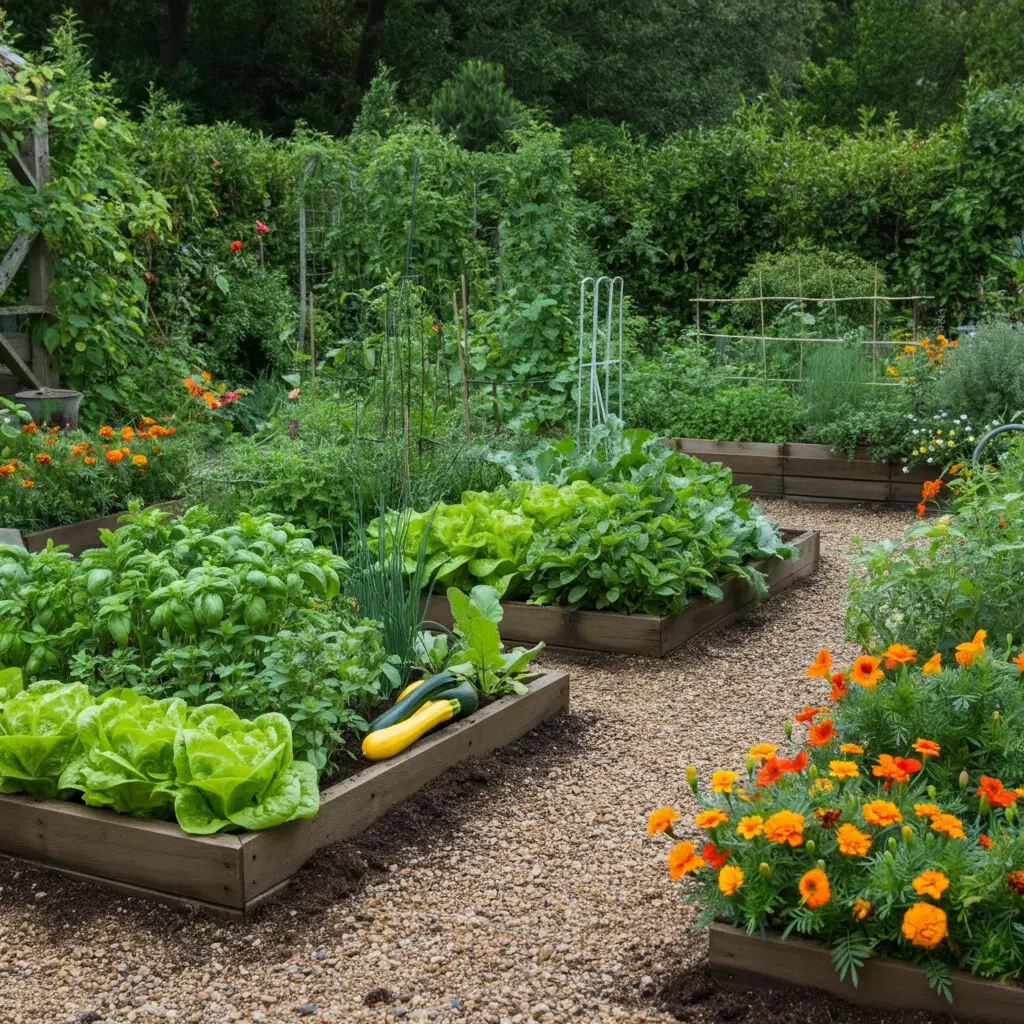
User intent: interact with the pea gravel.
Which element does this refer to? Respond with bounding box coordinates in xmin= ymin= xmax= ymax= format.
xmin=0 ymin=501 xmax=959 ymax=1024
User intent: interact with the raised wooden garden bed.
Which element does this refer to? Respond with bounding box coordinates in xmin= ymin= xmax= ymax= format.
xmin=0 ymin=669 xmax=570 ymax=919
xmin=709 ymin=921 xmax=1024 ymax=1023
xmin=423 ymin=529 xmax=819 ymax=657
xmin=3 ymin=500 xmax=181 ymax=555
xmin=665 ymin=438 xmax=930 ymax=505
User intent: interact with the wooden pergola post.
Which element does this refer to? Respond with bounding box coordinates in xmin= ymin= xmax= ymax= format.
xmin=0 ymin=46 xmax=59 ymax=391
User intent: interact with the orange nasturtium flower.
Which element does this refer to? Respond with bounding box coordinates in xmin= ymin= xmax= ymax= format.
xmin=862 ymin=800 xmax=903 ymax=827
xmin=799 ymin=868 xmax=831 ymax=909
xmin=852 ymin=898 xmax=872 ymax=922
xmin=717 ymin=865 xmax=744 ymax=896
xmin=901 ymin=902 xmax=948 ymax=948
xmin=748 ymin=743 xmax=776 ymax=762
xmin=977 ymin=775 xmax=1017 ymax=808
xmin=807 ymin=719 xmax=838 ymax=746
xmin=1013 ymin=652 xmax=1024 ymax=672
xmin=736 ymin=816 xmax=764 ymax=839
xmin=872 ymin=753 xmax=922 ymax=784
xmin=667 ymin=841 xmax=705 ymax=879
xmin=836 ymin=823 xmax=872 ymax=856
xmin=1007 ymin=871 xmax=1024 ymax=895
xmin=647 ymin=807 xmax=680 ymax=836
xmin=913 ymin=739 xmax=941 ymax=758
xmin=132 ymin=454 xmax=148 ymax=467
xmin=930 ymin=813 xmax=966 ymax=839
xmin=850 ymin=655 xmax=884 ymax=688
xmin=710 ymin=770 xmax=738 ymax=793
xmin=955 ymin=630 xmax=987 ymax=666
xmin=695 ymin=809 xmax=729 ymax=829
xmin=20 ymin=479 xmax=34 ymax=488
xmin=914 ymin=803 xmax=941 ymax=819
xmin=763 ymin=810 xmax=805 ymax=846
xmin=912 ymin=870 xmax=950 ymax=899
xmin=829 ymin=760 xmax=860 ymax=780
xmin=106 ymin=449 xmax=124 ymax=464
xmin=805 ymin=648 xmax=832 ymax=678
xmin=839 ymin=743 xmax=864 ymax=755
xmin=795 ymin=705 xmax=826 ymax=723
xmin=703 ymin=843 xmax=731 ymax=870
xmin=921 ymin=652 xmax=942 ymax=675
xmin=829 ymin=672 xmax=849 ymax=700
xmin=882 ymin=643 xmax=917 ymax=665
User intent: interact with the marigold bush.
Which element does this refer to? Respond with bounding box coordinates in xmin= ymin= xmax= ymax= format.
xmin=649 ymin=636 xmax=1024 ymax=992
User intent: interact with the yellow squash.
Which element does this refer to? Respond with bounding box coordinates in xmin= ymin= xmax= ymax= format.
xmin=361 ymin=698 xmax=458 ymax=761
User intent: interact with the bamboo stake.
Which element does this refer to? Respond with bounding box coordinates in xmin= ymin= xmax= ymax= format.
xmin=452 ymin=291 xmax=471 ymax=440
xmin=871 ymin=269 xmax=879 ymax=381
xmin=758 ymin=268 xmax=767 ymax=390
xmin=309 ymin=293 xmax=317 ymax=406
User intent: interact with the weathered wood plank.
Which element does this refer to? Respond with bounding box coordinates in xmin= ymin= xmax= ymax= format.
xmin=730 ymin=472 xmax=785 ymax=496
xmin=709 ymin=921 xmax=1024 ymax=1023
xmin=0 ymin=232 xmax=34 ymax=298
xmin=0 ymin=796 xmax=246 ymax=907
xmin=21 ymin=500 xmax=182 ymax=555
xmin=239 ymin=671 xmax=571 ymax=902
xmin=784 ymin=474 xmax=891 ymax=502
xmin=783 ymin=445 xmax=890 ymax=482
xmin=672 ymin=438 xmax=783 ymax=476
xmin=0 ymin=329 xmax=43 ymax=389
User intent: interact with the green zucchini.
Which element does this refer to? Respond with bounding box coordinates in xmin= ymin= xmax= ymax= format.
xmin=429 ymin=679 xmax=479 ymax=720
xmin=368 ymin=671 xmax=456 ymax=733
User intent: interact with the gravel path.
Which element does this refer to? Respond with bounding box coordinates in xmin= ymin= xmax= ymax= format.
xmin=0 ymin=501 xmax=951 ymax=1024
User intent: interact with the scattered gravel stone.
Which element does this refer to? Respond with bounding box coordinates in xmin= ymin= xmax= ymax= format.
xmin=0 ymin=502 xmax=951 ymax=1024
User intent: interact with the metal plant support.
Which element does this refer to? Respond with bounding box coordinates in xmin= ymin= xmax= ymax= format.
xmin=576 ymin=276 xmax=624 ymax=449
xmin=972 ymin=424 xmax=1024 ymax=468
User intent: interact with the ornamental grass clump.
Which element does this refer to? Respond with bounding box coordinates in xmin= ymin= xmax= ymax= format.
xmin=649 ymin=635 xmax=1024 ymax=995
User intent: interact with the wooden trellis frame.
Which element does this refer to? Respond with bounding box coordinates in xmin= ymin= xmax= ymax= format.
xmin=0 ymin=46 xmax=58 ymax=393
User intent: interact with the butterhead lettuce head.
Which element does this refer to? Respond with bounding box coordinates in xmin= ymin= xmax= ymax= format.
xmin=173 ymin=705 xmax=319 ymax=834
xmin=0 ymin=681 xmax=94 ymax=797
xmin=60 ymin=688 xmax=186 ymax=818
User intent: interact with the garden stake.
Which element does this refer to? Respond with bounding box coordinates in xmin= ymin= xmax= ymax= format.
xmin=452 ymin=291 xmax=471 ymax=439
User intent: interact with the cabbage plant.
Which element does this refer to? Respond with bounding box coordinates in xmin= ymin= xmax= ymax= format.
xmin=60 ymin=689 xmax=186 ymax=818
xmin=0 ymin=681 xmax=94 ymax=796
xmin=173 ymin=706 xmax=320 ymax=834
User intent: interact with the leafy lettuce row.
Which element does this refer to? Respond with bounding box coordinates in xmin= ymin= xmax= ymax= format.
xmin=0 ymin=672 xmax=318 ymax=834
xmin=373 ymin=429 xmax=791 ymax=615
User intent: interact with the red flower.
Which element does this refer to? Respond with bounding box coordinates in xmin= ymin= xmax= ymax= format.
xmin=702 ymin=842 xmax=731 ymax=870
xmin=778 ymin=751 xmax=809 ymax=774
xmin=755 ymin=758 xmax=784 ymax=787
xmin=255 ymin=220 xmax=270 ymax=235
xmin=795 ymin=705 xmax=826 ymax=723
xmin=978 ymin=775 xmax=1017 ymax=808
xmin=917 ymin=502 xmax=926 ymax=517
xmin=829 ymin=672 xmax=849 ymax=701
xmin=230 ymin=240 xmax=243 ymax=253
xmin=807 ymin=719 xmax=838 ymax=746
xmin=979 ymin=834 xmax=993 ymax=850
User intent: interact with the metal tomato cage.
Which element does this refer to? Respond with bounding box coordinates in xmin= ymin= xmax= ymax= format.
xmin=576 ymin=276 xmax=624 ymax=450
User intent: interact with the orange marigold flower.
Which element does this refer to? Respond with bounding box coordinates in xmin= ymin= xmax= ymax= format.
xmin=829 ymin=672 xmax=849 ymax=701
xmin=647 ymin=807 xmax=680 ymax=836
xmin=955 ymin=629 xmax=987 ymax=666
xmin=912 ymin=870 xmax=949 ymax=899
xmin=121 ymin=426 xmax=134 ymax=442
xmin=1007 ymin=871 xmax=1024 ymax=895
xmin=201 ymin=370 xmax=213 ymax=382
xmin=979 ymin=833 xmax=993 ymax=850
xmin=99 ymin=425 xmax=114 ymax=438
xmin=21 ymin=422 xmax=37 ymax=434
xmin=814 ymin=808 xmax=843 ymax=829
xmin=799 ymin=868 xmax=831 ymax=909
xmin=913 ymin=739 xmax=941 ymax=758
xmin=829 ymin=760 xmax=859 ymax=780
xmin=165 ymin=425 xmax=176 ymax=436
xmin=711 ymin=770 xmax=738 ymax=793
xmin=695 ymin=809 xmax=728 ymax=830
xmin=748 ymin=743 xmax=776 ymax=762
xmin=0 ymin=465 xmax=12 ymax=477
xmin=901 ymin=902 xmax=948 ymax=948
xmin=84 ymin=456 xmax=96 ymax=465
xmin=852 ymin=898 xmax=872 ymax=922
xmin=132 ymin=454 xmax=147 ymax=467
xmin=736 ymin=815 xmax=764 ymax=839
xmin=667 ymin=841 xmax=705 ymax=879
xmin=914 ymin=803 xmax=941 ymax=819
xmin=850 ymin=654 xmax=884 ymax=688
xmin=807 ymin=719 xmax=838 ymax=746
xmin=106 ymin=449 xmax=124 ymax=464
xmin=930 ymin=813 xmax=965 ymax=839
xmin=872 ymin=753 xmax=922 ymax=784
xmin=20 ymin=479 xmax=33 ymax=488
xmin=977 ymin=775 xmax=1017 ymax=808
xmin=33 ymin=453 xmax=51 ymax=465
xmin=702 ymin=842 xmax=731 ymax=870
xmin=882 ymin=643 xmax=917 ymax=665
xmin=1013 ymin=652 xmax=1024 ymax=672
xmin=840 ymin=743 xmax=864 ymax=755
xmin=142 ymin=416 xmax=156 ymax=426
xmin=718 ymin=864 xmax=744 ymax=896
xmin=805 ymin=648 xmax=832 ymax=678
xmin=836 ymin=822 xmax=872 ymax=856
xmin=795 ymin=705 xmax=826 ymax=723
xmin=763 ymin=810 xmax=805 ymax=847
xmin=862 ymin=800 xmax=902 ymax=827
xmin=922 ymin=652 xmax=942 ymax=675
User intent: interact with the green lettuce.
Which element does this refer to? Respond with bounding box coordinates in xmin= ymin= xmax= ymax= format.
xmin=60 ymin=689 xmax=186 ymax=818
xmin=172 ymin=705 xmax=320 ymax=834
xmin=0 ymin=681 xmax=95 ymax=797
xmin=0 ymin=667 xmax=23 ymax=702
